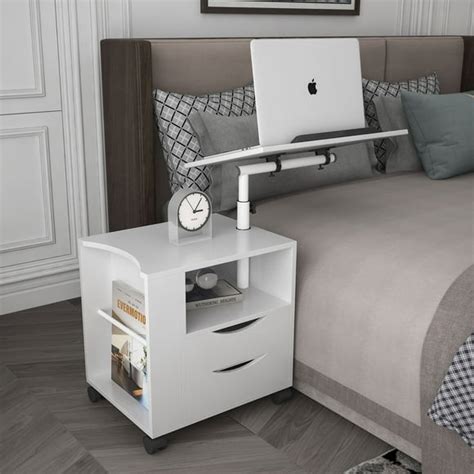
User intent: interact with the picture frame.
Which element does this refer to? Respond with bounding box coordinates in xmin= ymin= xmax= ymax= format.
xmin=201 ymin=0 xmax=360 ymax=16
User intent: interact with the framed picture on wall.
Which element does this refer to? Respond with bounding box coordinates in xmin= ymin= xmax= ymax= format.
xmin=201 ymin=0 xmax=360 ymax=16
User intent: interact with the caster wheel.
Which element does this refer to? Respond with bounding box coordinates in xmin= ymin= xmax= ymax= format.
xmin=143 ymin=435 xmax=168 ymax=455
xmin=87 ymin=386 xmax=104 ymax=403
xmin=271 ymin=388 xmax=294 ymax=405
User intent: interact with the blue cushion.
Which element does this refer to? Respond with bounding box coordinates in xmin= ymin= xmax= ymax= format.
xmin=401 ymin=91 xmax=474 ymax=179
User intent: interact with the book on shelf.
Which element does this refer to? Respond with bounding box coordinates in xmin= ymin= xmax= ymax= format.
xmin=186 ymin=279 xmax=243 ymax=311
xmin=111 ymin=280 xmax=148 ymax=409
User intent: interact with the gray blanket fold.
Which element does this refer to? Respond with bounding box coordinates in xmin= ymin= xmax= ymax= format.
xmin=251 ymin=172 xmax=474 ymax=427
xmin=421 ymin=265 xmax=474 ymax=473
xmin=249 ymin=172 xmax=474 ymax=472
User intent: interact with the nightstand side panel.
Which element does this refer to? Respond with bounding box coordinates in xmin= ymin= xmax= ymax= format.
xmin=146 ymin=272 xmax=187 ymax=437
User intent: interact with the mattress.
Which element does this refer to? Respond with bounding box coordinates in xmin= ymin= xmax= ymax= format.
xmin=250 ymin=171 xmax=474 ymax=426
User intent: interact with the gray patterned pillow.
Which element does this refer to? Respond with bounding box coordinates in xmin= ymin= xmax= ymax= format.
xmin=152 ymin=85 xmax=255 ymax=193
xmin=362 ymin=74 xmax=440 ymax=172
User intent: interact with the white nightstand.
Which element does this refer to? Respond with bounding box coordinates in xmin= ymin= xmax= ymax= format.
xmin=78 ymin=214 xmax=296 ymax=454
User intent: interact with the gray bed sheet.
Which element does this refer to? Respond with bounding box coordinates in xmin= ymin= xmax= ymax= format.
xmin=250 ymin=171 xmax=474 ymax=427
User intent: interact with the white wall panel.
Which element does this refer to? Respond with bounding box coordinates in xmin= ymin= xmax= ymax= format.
xmin=407 ymin=0 xmax=473 ymax=35
xmin=443 ymin=0 xmax=474 ymax=35
xmin=0 ymin=0 xmax=87 ymax=315
xmin=0 ymin=0 xmax=42 ymax=98
xmin=128 ymin=0 xmax=401 ymax=38
xmin=76 ymin=0 xmax=109 ymax=236
xmin=117 ymin=0 xmax=474 ymax=46
xmin=0 ymin=111 xmax=71 ymax=268
xmin=0 ymin=126 xmax=53 ymax=251
xmin=0 ymin=0 xmax=61 ymax=115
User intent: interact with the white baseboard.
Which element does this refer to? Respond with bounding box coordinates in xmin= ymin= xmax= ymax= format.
xmin=0 ymin=270 xmax=81 ymax=315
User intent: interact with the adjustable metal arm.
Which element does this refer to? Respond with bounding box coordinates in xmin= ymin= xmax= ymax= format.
xmin=236 ymin=151 xmax=336 ymax=288
xmin=183 ymin=128 xmax=408 ymax=289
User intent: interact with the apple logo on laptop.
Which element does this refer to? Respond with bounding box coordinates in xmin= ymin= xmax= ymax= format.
xmin=308 ymin=79 xmax=318 ymax=95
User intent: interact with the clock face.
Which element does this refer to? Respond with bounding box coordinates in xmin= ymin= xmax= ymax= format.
xmin=178 ymin=192 xmax=211 ymax=232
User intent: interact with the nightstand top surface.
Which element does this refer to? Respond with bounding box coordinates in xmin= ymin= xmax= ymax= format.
xmin=80 ymin=215 xmax=295 ymax=276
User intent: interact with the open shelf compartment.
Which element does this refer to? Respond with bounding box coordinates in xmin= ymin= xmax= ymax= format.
xmin=185 ymin=246 xmax=294 ymax=334
xmin=187 ymin=286 xmax=289 ymax=333
xmin=79 ymin=245 xmax=152 ymax=435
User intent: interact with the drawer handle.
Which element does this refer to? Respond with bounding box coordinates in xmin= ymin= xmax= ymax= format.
xmin=213 ymin=354 xmax=266 ymax=374
xmin=214 ymin=317 xmax=261 ymax=334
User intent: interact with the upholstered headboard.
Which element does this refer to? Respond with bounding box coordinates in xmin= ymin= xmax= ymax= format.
xmin=101 ymin=36 xmax=474 ymax=231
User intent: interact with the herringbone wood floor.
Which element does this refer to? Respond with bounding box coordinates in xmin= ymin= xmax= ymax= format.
xmin=0 ymin=300 xmax=390 ymax=473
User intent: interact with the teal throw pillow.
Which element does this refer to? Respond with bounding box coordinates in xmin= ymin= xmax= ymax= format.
xmin=400 ymin=91 xmax=474 ymax=179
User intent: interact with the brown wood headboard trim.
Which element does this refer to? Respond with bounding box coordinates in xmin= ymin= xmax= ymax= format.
xmin=101 ymin=39 xmax=156 ymax=231
xmin=101 ymin=36 xmax=474 ymax=232
xmin=462 ymin=36 xmax=474 ymax=91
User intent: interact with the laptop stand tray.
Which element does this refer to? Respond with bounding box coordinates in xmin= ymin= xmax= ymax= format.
xmin=184 ymin=128 xmax=408 ymax=170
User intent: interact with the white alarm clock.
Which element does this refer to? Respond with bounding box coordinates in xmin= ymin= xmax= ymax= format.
xmin=168 ymin=188 xmax=212 ymax=245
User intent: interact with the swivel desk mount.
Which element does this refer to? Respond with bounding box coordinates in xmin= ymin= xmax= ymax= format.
xmin=185 ymin=127 xmax=409 ymax=289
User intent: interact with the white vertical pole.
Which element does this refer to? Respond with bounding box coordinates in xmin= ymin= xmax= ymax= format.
xmin=234 ymin=153 xmax=336 ymax=289
xmin=237 ymin=257 xmax=250 ymax=290
xmin=237 ymin=173 xmax=250 ymax=288
xmin=237 ymin=174 xmax=250 ymax=231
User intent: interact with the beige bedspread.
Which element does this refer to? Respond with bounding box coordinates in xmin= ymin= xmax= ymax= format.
xmin=251 ymin=171 xmax=474 ymax=426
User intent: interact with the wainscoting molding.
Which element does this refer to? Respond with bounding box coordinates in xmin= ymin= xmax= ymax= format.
xmin=396 ymin=0 xmax=405 ymax=35
xmin=470 ymin=1 xmax=474 ymax=34
xmin=88 ymin=1 xmax=108 ymax=234
xmin=398 ymin=0 xmax=435 ymax=35
xmin=442 ymin=0 xmax=452 ymax=34
xmin=56 ymin=0 xmax=89 ymax=241
xmin=433 ymin=0 xmax=473 ymax=36
xmin=0 ymin=0 xmax=134 ymax=314
xmin=398 ymin=0 xmax=473 ymax=36
xmin=0 ymin=127 xmax=54 ymax=253
xmin=79 ymin=0 xmax=132 ymax=237
xmin=0 ymin=1 xmax=90 ymax=314
xmin=122 ymin=0 xmax=132 ymax=37
xmin=97 ymin=0 xmax=131 ymax=39
xmin=0 ymin=0 xmax=45 ymax=99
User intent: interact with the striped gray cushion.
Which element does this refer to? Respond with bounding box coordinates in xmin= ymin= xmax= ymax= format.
xmin=362 ymin=74 xmax=440 ymax=172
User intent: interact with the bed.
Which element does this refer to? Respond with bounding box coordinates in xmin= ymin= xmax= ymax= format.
xmin=100 ymin=36 xmax=474 ymax=473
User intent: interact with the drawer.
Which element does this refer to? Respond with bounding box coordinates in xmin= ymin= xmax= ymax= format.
xmin=186 ymin=306 xmax=293 ymax=369
xmin=183 ymin=307 xmax=294 ymax=423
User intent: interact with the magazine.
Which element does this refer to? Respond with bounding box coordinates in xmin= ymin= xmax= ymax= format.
xmin=111 ymin=281 xmax=148 ymax=408
xmin=112 ymin=280 xmax=146 ymax=336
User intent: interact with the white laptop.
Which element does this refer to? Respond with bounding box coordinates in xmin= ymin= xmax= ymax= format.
xmin=185 ymin=38 xmax=408 ymax=171
xmin=251 ymin=38 xmax=366 ymax=146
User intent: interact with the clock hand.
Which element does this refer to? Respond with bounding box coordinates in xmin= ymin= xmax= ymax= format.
xmin=193 ymin=196 xmax=203 ymax=213
xmin=185 ymin=197 xmax=193 ymax=210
